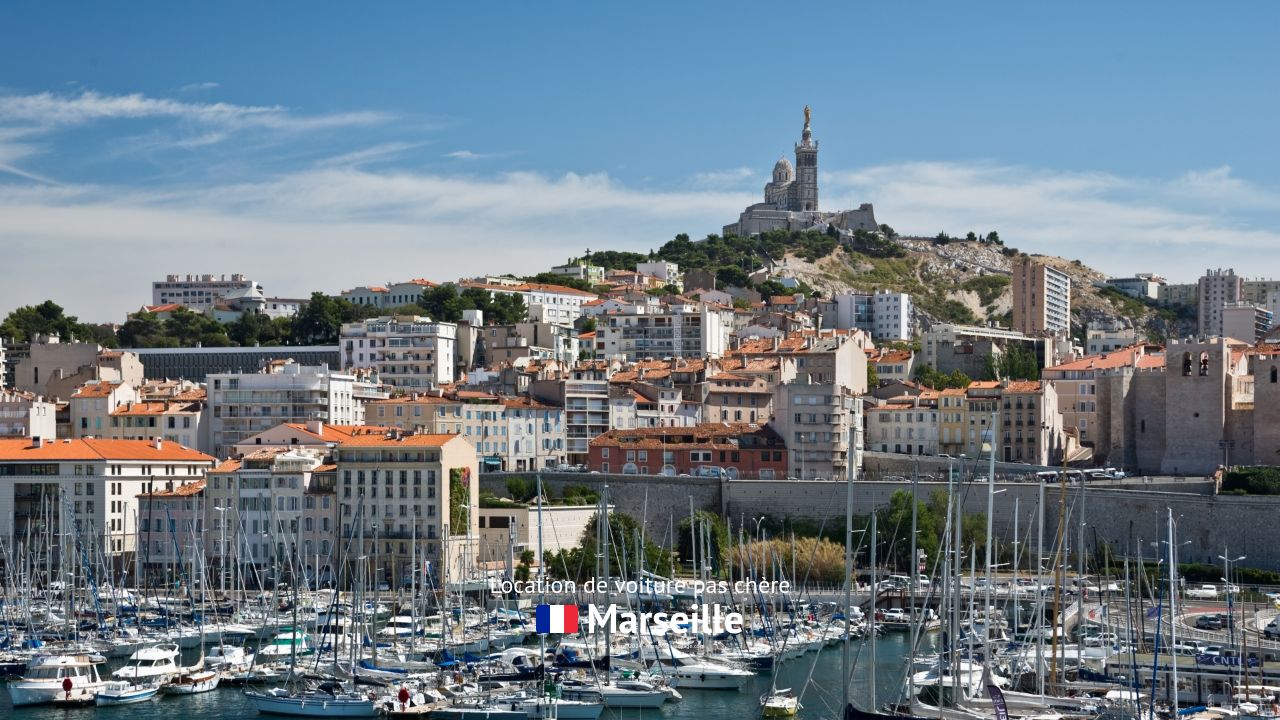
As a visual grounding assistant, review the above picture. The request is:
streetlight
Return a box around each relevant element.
[1218,552,1246,646]
[213,506,229,599]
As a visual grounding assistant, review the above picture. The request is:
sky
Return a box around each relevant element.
[2,2,1279,323]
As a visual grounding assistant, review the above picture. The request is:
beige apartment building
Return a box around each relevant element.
[1012,257,1071,336]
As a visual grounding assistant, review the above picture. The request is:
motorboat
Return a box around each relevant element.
[258,629,314,659]
[114,642,181,681]
[670,659,754,689]
[7,653,106,707]
[95,680,159,705]
[205,643,256,672]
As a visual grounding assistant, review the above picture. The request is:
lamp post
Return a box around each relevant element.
[214,506,229,599]
[1218,551,1245,647]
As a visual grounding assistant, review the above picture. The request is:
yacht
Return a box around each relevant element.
[95,680,160,705]
[114,642,181,681]
[245,683,379,717]
[7,653,106,707]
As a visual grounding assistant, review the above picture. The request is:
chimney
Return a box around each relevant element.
[32,436,44,448]
[307,419,324,436]
[772,337,780,352]
[153,437,163,451]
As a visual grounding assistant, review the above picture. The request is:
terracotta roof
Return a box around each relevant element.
[461,281,598,298]
[500,396,555,410]
[1044,345,1165,373]
[1004,380,1043,393]
[0,438,213,462]
[367,394,451,405]
[313,463,337,473]
[72,382,122,399]
[110,401,200,416]
[139,479,206,498]
[967,381,1001,390]
[209,459,243,473]
[142,303,183,313]
[875,350,913,364]
[337,432,458,448]
[401,278,437,287]
[770,295,799,305]
[590,423,781,450]
[280,423,395,442]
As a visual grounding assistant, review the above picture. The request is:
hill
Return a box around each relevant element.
[611,229,1196,343]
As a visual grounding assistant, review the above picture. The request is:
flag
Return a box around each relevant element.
[987,685,1009,720]
[535,604,579,634]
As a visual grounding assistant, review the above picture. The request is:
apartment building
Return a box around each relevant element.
[152,274,258,311]
[16,342,144,400]
[871,290,913,341]
[0,389,56,439]
[703,372,773,424]
[1086,321,1138,355]
[458,321,579,370]
[587,423,788,478]
[340,315,457,389]
[530,364,611,464]
[1041,345,1164,454]
[1221,303,1273,343]
[208,362,369,458]
[476,502,604,571]
[135,479,206,583]
[867,394,939,456]
[997,381,1063,465]
[1104,274,1165,300]
[366,392,566,471]
[1013,257,1071,336]
[339,279,437,309]
[459,281,598,328]
[334,432,478,587]
[595,302,730,361]
[770,380,862,481]
[734,331,870,394]
[0,438,214,574]
[1198,268,1244,337]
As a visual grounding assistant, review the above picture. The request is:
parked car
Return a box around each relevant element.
[1263,618,1280,639]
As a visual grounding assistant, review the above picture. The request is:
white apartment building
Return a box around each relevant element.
[339,279,438,309]
[635,261,681,287]
[596,303,730,361]
[476,502,605,570]
[152,274,259,311]
[0,438,214,571]
[1086,323,1138,355]
[530,365,611,464]
[340,316,457,389]
[0,389,55,439]
[871,290,913,341]
[208,362,365,458]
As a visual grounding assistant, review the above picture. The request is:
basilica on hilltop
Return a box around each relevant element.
[723,106,880,238]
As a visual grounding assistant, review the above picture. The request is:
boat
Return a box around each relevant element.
[671,659,754,689]
[205,643,256,672]
[114,642,181,681]
[162,668,221,694]
[560,677,669,708]
[246,683,380,717]
[95,680,159,705]
[762,688,802,717]
[7,653,107,707]
[258,629,315,659]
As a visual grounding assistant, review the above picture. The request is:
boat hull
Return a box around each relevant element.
[247,690,380,717]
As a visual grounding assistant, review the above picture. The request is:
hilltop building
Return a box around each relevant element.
[724,107,878,238]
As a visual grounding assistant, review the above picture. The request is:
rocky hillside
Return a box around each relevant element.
[770,235,1193,341]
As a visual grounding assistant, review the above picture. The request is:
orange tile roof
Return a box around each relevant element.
[402,278,437,287]
[337,432,458,448]
[140,479,206,498]
[313,463,338,473]
[209,459,243,473]
[142,303,183,313]
[1045,345,1165,373]
[1004,380,1043,393]
[110,401,200,416]
[968,381,1001,389]
[0,438,213,462]
[72,382,122,398]
[876,350,913,364]
[280,423,395,442]
[770,295,799,305]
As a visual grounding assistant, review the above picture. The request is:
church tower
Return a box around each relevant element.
[792,105,818,212]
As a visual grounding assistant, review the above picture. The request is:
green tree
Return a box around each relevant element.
[879,224,897,238]
[876,490,942,572]
[678,511,730,577]
[291,292,349,344]
[913,363,972,390]
[419,285,465,323]
[163,308,229,346]
[0,300,97,343]
[525,273,594,293]
[543,511,671,582]
[118,312,166,347]
[867,363,880,389]
[980,344,1040,381]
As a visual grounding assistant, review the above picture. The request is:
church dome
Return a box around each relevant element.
[772,156,794,182]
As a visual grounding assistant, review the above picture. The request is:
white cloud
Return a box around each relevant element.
[0,90,393,135]
[179,82,221,92]
[319,142,424,167]
[689,167,758,190]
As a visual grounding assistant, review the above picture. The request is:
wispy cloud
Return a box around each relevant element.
[0,90,393,131]
[318,142,425,168]
[689,166,757,190]
[179,82,221,92]
[443,149,507,160]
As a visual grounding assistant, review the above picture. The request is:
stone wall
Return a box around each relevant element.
[481,472,1280,570]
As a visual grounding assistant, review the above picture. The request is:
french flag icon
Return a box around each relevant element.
[535,604,579,634]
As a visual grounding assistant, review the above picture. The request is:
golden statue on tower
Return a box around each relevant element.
[804,105,811,125]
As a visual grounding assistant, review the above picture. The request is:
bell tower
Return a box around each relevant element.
[793,105,818,212]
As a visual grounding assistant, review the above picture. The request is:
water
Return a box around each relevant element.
[1,633,929,720]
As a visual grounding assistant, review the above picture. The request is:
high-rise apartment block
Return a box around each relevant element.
[1012,257,1071,336]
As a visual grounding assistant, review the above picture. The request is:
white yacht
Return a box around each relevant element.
[114,642,181,681]
[7,654,106,706]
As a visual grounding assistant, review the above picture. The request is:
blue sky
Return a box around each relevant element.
[2,2,1279,321]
